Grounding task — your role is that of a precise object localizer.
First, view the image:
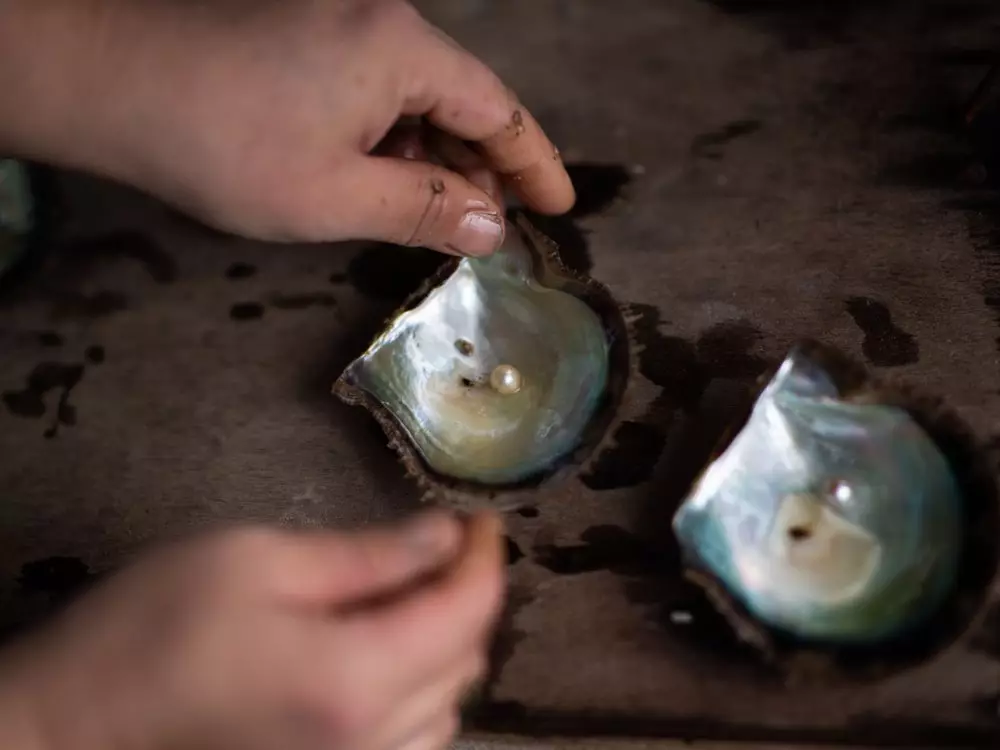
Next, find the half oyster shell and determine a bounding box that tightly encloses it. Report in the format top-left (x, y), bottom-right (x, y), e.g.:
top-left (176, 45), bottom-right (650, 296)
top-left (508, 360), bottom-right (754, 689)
top-left (672, 341), bottom-right (998, 678)
top-left (334, 212), bottom-right (634, 507)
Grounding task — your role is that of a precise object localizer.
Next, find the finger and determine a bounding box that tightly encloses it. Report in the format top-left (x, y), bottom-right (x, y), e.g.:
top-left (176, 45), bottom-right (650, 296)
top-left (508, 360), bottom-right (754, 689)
top-left (328, 155), bottom-right (505, 257)
top-left (408, 29), bottom-right (575, 215)
top-left (425, 127), bottom-right (506, 209)
top-left (338, 513), bottom-right (505, 694)
top-left (375, 121), bottom-right (504, 208)
top-left (369, 655), bottom-right (482, 750)
top-left (262, 511), bottom-right (464, 605)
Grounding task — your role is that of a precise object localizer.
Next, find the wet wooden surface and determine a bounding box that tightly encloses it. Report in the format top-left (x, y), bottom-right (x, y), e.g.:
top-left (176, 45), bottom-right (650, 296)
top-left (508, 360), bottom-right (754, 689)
top-left (1, 0), bottom-right (1000, 747)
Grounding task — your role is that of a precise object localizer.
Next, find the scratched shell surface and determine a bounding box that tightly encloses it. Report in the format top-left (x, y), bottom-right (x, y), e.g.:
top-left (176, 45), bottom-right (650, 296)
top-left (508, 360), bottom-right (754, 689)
top-left (337, 219), bottom-right (610, 486)
top-left (672, 345), bottom-right (964, 645)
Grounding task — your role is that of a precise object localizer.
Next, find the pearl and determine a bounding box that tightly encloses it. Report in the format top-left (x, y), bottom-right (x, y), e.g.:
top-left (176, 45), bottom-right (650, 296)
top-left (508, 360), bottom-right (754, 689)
top-left (490, 364), bottom-right (522, 395)
top-left (833, 480), bottom-right (853, 504)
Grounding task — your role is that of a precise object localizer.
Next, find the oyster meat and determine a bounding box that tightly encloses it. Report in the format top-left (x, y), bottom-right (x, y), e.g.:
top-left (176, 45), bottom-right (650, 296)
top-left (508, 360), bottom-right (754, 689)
top-left (673, 343), bottom-right (964, 645)
top-left (335, 215), bottom-right (622, 489)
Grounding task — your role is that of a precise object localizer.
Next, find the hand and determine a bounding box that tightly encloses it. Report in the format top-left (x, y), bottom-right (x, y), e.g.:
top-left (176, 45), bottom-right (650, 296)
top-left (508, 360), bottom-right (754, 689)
top-left (0, 511), bottom-right (505, 750)
top-left (0, 0), bottom-right (575, 256)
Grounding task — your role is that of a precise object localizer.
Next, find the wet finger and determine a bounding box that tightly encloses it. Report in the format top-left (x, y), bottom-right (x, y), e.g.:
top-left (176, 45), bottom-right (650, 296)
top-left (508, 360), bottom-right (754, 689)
top-left (406, 28), bottom-right (575, 215)
top-left (318, 155), bottom-right (504, 257)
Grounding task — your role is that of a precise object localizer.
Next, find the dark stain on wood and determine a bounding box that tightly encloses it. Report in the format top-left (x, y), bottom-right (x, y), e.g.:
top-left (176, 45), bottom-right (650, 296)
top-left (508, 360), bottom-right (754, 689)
top-left (845, 296), bottom-right (920, 366)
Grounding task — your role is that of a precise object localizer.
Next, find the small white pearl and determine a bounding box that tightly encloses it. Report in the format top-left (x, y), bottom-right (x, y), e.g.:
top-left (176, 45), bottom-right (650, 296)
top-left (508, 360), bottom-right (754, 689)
top-left (490, 364), bottom-right (522, 395)
top-left (833, 481), bottom-right (853, 504)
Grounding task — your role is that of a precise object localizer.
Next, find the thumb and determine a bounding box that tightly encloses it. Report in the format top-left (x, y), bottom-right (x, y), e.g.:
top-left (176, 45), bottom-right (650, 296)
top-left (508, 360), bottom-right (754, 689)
top-left (330, 155), bottom-right (506, 257)
top-left (266, 511), bottom-right (464, 606)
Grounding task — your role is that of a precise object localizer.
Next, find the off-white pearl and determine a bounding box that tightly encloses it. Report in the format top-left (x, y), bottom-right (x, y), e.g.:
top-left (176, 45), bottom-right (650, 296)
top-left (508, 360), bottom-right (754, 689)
top-left (490, 364), bottom-right (522, 395)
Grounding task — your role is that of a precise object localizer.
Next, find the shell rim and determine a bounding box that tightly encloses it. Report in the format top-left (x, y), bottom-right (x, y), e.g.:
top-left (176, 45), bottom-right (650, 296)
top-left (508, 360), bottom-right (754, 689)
top-left (0, 161), bottom-right (55, 294)
top-left (332, 210), bottom-right (638, 510)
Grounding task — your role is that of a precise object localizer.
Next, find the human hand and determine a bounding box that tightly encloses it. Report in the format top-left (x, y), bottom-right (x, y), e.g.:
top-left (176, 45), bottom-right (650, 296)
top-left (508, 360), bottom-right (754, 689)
top-left (0, 511), bottom-right (505, 750)
top-left (0, 0), bottom-right (575, 256)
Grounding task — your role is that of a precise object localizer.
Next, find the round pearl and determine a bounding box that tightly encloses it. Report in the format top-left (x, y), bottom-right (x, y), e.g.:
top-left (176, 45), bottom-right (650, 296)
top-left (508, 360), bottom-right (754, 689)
top-left (490, 364), bottom-right (523, 395)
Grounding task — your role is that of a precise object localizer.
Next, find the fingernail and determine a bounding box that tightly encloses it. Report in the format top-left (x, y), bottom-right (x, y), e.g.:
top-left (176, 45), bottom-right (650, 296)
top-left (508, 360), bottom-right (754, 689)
top-left (405, 512), bottom-right (460, 558)
top-left (449, 211), bottom-right (505, 257)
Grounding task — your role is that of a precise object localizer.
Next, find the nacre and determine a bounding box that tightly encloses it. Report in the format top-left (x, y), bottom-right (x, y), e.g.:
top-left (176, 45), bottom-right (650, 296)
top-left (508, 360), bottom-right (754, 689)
top-left (334, 212), bottom-right (633, 503)
top-left (673, 342), bottom-right (965, 646)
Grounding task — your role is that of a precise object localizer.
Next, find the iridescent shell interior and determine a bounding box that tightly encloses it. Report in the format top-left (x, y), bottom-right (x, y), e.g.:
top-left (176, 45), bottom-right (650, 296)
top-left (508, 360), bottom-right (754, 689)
top-left (335, 215), bottom-right (629, 492)
top-left (673, 343), bottom-right (970, 648)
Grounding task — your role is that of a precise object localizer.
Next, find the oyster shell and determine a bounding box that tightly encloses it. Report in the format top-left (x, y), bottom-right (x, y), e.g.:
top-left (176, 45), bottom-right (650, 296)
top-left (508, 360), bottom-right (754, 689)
top-left (673, 341), bottom-right (997, 660)
top-left (334, 212), bottom-right (633, 505)
top-left (0, 158), bottom-right (34, 280)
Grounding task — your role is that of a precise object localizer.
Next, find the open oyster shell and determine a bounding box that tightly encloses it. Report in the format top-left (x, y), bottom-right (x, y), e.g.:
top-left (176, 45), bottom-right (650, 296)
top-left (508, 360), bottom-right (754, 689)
top-left (672, 340), bottom-right (999, 680)
top-left (334, 212), bottom-right (634, 508)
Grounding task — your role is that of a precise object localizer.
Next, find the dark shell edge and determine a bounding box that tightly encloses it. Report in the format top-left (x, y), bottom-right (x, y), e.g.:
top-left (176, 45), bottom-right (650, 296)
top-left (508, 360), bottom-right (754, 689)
top-left (0, 162), bottom-right (59, 295)
top-left (677, 339), bottom-right (1000, 686)
top-left (332, 210), bottom-right (639, 512)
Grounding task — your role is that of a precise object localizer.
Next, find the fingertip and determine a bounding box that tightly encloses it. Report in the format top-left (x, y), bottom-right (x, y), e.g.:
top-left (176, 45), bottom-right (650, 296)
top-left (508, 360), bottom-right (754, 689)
top-left (349, 156), bottom-right (505, 258)
top-left (447, 208), bottom-right (505, 257)
top-left (474, 510), bottom-right (505, 541)
top-left (401, 510), bottom-right (464, 563)
top-left (456, 511), bottom-right (504, 558)
top-left (509, 159), bottom-right (577, 216)
top-left (456, 511), bottom-right (506, 608)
